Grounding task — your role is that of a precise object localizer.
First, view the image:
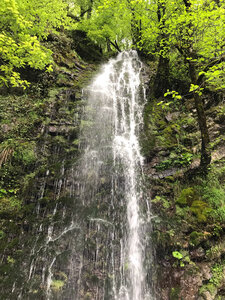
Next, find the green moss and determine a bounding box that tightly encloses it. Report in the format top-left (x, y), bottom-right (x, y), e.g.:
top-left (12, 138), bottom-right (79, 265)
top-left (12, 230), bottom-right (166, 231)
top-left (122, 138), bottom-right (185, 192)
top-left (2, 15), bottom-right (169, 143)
top-left (176, 187), bottom-right (196, 206)
top-left (210, 264), bottom-right (224, 286)
top-left (84, 292), bottom-right (92, 300)
top-left (199, 283), bottom-right (217, 296)
top-left (202, 186), bottom-right (225, 221)
top-left (55, 271), bottom-right (68, 281)
top-left (189, 231), bottom-right (204, 246)
top-left (199, 263), bottom-right (224, 297)
top-left (170, 287), bottom-right (181, 300)
top-left (190, 200), bottom-right (212, 222)
top-left (50, 280), bottom-right (65, 291)
top-left (156, 149), bottom-right (193, 171)
top-left (0, 196), bottom-right (22, 217)
top-left (206, 244), bottom-right (224, 260)
top-left (152, 195), bottom-right (171, 209)
top-left (163, 124), bottom-right (179, 144)
top-left (175, 205), bottom-right (190, 218)
top-left (52, 135), bottom-right (67, 146)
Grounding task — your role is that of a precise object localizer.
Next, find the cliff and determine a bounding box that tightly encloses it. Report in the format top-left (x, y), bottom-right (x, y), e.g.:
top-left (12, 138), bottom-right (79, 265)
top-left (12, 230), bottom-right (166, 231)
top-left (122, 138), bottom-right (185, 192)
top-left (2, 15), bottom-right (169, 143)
top-left (0, 30), bottom-right (225, 300)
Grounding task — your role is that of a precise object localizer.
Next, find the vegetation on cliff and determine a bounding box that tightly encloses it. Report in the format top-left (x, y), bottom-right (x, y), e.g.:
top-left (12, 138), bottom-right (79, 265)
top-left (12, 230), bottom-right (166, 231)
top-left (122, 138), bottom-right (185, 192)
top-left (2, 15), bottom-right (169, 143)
top-left (0, 0), bottom-right (225, 299)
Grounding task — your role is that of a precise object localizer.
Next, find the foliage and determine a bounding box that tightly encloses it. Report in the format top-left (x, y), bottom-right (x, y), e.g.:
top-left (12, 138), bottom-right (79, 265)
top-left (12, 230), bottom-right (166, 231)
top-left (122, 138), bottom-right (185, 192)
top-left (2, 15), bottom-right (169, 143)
top-left (172, 251), bottom-right (183, 260)
top-left (162, 0), bottom-right (225, 87)
top-left (199, 283), bottom-right (217, 297)
top-left (0, 0), bottom-right (68, 87)
top-left (189, 84), bottom-right (204, 96)
top-left (190, 200), bottom-right (212, 222)
top-left (78, 0), bottom-right (133, 50)
top-left (50, 279), bottom-right (65, 291)
top-left (170, 287), bottom-right (181, 300)
top-left (204, 63), bottom-right (225, 91)
top-left (18, 0), bottom-right (68, 39)
top-left (189, 231), bottom-right (204, 247)
top-left (79, 0), bottom-right (225, 93)
top-left (199, 263), bottom-right (225, 296)
top-left (0, 188), bottom-right (21, 218)
top-left (1, 0), bottom-right (224, 98)
top-left (176, 187), bottom-right (196, 206)
top-left (152, 195), bottom-right (171, 210)
top-left (172, 250), bottom-right (192, 267)
top-left (156, 150), bottom-right (193, 171)
top-left (203, 186), bottom-right (225, 208)
top-left (157, 90), bottom-right (182, 110)
top-left (200, 167), bottom-right (225, 222)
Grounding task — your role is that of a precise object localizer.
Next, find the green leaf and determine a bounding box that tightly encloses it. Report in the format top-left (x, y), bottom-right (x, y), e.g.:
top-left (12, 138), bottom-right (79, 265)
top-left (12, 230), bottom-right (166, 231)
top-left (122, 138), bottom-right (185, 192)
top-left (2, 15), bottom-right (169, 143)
top-left (172, 251), bottom-right (183, 260)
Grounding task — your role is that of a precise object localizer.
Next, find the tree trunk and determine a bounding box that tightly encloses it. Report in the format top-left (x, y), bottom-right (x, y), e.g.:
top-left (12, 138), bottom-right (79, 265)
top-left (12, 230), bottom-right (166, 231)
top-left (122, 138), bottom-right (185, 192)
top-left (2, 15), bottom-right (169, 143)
top-left (153, 55), bottom-right (169, 98)
top-left (181, 0), bottom-right (211, 169)
top-left (154, 0), bottom-right (169, 98)
top-left (188, 61), bottom-right (211, 168)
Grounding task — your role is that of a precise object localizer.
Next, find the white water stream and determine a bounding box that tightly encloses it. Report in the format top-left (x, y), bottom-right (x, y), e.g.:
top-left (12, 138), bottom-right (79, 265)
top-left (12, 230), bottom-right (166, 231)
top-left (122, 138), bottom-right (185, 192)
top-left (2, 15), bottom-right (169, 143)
top-left (81, 50), bottom-right (152, 300)
top-left (4, 50), bottom-right (153, 300)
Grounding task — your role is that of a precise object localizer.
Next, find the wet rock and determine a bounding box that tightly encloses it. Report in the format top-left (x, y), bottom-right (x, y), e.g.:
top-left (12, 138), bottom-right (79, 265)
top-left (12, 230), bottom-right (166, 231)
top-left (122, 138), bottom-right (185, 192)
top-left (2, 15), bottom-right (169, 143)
top-left (48, 125), bottom-right (76, 135)
top-left (48, 125), bottom-right (58, 133)
top-left (159, 150), bottom-right (170, 157)
top-left (190, 247), bottom-right (205, 260)
top-left (209, 124), bottom-right (220, 138)
top-left (201, 291), bottom-right (214, 300)
top-left (1, 124), bottom-right (12, 133)
top-left (219, 125), bottom-right (225, 134)
top-left (57, 89), bottom-right (79, 102)
top-left (152, 168), bottom-right (181, 179)
top-left (200, 264), bottom-right (212, 281)
top-left (215, 113), bottom-right (225, 124)
top-left (165, 112), bottom-right (180, 122)
top-left (212, 146), bottom-right (225, 161)
top-left (179, 270), bottom-right (203, 300)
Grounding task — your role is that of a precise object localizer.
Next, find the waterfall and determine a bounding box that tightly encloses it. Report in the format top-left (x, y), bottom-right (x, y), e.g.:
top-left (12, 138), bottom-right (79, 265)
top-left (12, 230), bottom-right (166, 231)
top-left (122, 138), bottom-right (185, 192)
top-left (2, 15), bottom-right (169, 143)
top-left (0, 50), bottom-right (153, 300)
top-left (80, 50), bottom-right (152, 300)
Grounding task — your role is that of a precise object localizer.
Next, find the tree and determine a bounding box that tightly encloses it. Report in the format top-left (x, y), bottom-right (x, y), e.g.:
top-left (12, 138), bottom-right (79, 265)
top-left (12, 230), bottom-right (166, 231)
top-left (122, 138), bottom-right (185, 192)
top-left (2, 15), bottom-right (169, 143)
top-left (163, 0), bottom-right (225, 168)
top-left (0, 0), bottom-right (68, 88)
top-left (78, 0), bottom-right (133, 52)
top-left (67, 0), bottom-right (94, 22)
top-left (137, 0), bottom-right (225, 168)
top-left (153, 0), bottom-right (170, 98)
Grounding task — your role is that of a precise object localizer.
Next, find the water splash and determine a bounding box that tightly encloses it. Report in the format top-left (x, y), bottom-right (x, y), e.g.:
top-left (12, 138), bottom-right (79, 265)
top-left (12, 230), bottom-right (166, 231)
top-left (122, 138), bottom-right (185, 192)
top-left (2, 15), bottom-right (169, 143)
top-left (81, 50), bottom-right (152, 299)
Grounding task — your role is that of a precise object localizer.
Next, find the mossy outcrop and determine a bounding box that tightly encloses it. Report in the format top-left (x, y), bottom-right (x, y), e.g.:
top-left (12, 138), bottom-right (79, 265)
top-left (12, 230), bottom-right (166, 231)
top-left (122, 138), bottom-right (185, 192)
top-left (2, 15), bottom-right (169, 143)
top-left (142, 64), bottom-right (225, 298)
top-left (0, 30), bottom-right (102, 299)
top-left (0, 28), bottom-right (225, 300)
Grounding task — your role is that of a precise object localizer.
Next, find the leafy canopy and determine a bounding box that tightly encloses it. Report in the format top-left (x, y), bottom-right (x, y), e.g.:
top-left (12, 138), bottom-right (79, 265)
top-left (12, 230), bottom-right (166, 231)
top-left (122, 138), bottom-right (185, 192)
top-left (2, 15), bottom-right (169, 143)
top-left (0, 0), bottom-right (68, 88)
top-left (78, 0), bottom-right (133, 50)
top-left (81, 0), bottom-right (225, 91)
top-left (1, 0), bottom-right (225, 90)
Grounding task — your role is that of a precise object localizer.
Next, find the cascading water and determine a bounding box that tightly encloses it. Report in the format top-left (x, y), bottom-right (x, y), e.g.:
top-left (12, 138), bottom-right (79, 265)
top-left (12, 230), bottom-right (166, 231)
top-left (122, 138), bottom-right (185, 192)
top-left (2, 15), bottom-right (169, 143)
top-left (79, 50), bottom-right (152, 300)
top-left (0, 50), bottom-right (153, 300)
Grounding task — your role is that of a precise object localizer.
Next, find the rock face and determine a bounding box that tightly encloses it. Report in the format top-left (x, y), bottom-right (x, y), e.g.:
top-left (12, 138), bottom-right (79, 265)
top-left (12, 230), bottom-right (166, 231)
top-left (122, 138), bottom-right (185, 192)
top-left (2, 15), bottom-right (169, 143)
top-left (143, 79), bottom-right (225, 298)
top-left (1, 30), bottom-right (225, 300)
top-left (0, 32), bottom-right (102, 299)
top-left (0, 36), bottom-right (153, 300)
